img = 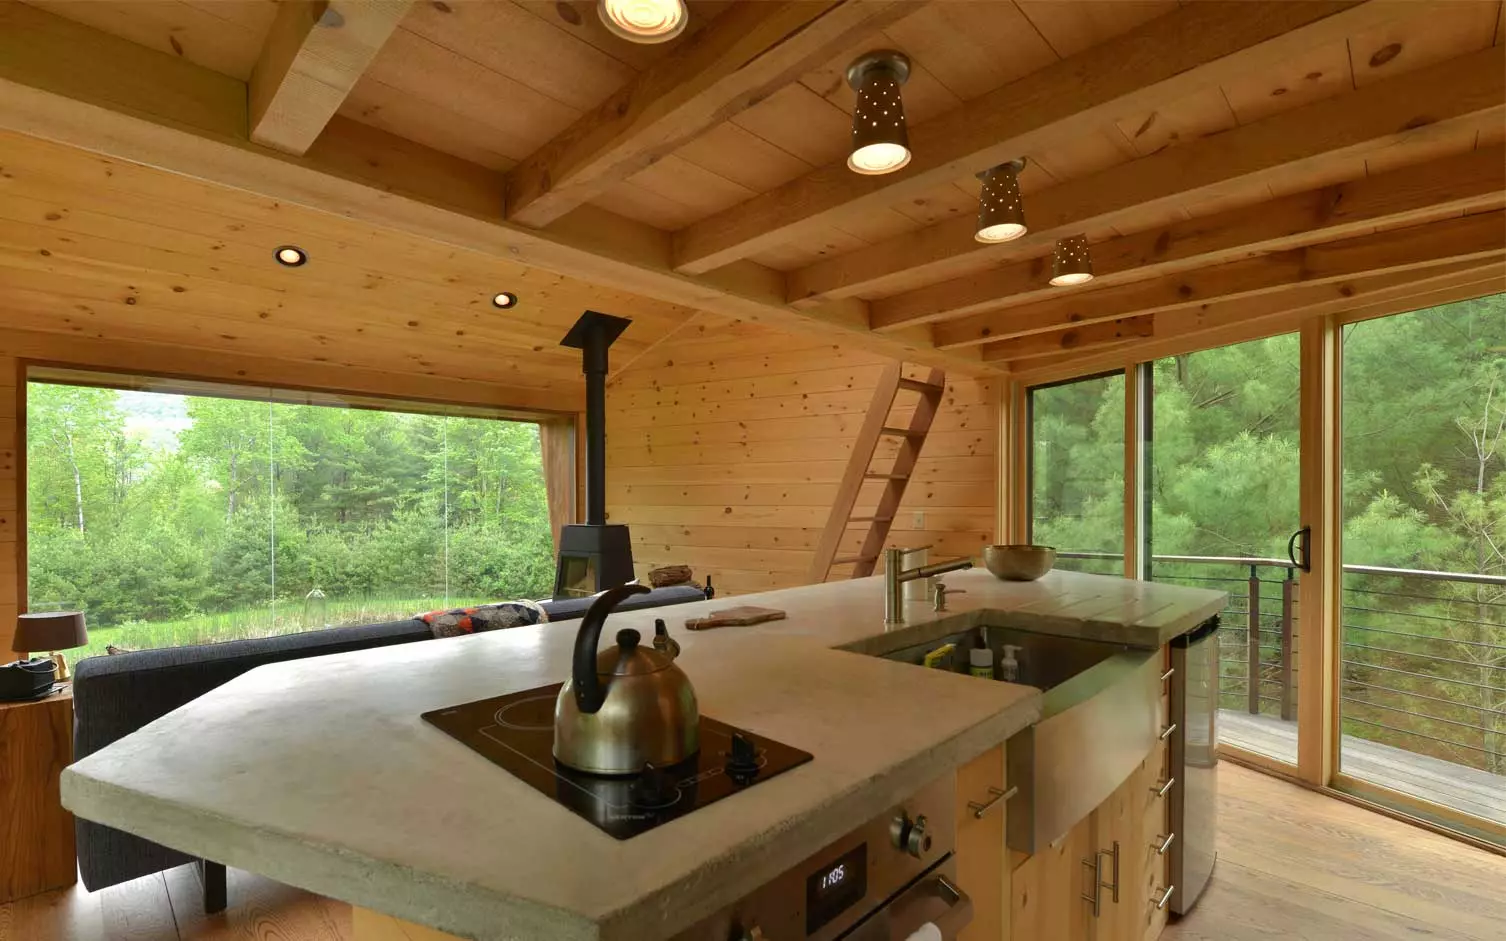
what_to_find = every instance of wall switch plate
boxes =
[912,511,925,528]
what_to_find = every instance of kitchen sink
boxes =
[874,619,1162,853]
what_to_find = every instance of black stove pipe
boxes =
[561,310,632,527]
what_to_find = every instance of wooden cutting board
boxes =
[684,606,787,631]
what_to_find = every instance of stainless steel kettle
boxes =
[553,583,700,775]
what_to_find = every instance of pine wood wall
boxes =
[1,353,16,654]
[607,318,1000,597]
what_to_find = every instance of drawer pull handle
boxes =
[1160,667,1175,682]
[1079,841,1120,917]
[1153,885,1176,911]
[1159,722,1179,741]
[967,785,1018,819]
[1151,777,1176,799]
[1153,832,1176,855]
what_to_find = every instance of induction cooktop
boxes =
[422,683,813,840]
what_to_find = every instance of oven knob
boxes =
[890,811,932,859]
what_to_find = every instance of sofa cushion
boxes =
[420,599,548,637]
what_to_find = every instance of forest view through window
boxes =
[26,379,555,666]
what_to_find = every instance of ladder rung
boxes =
[831,555,878,566]
[897,377,945,394]
[880,426,922,437]
[848,516,893,524]
[864,472,909,480]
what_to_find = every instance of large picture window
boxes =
[25,375,556,666]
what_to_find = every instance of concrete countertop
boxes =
[61,569,1225,941]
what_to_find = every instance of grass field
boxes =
[66,595,495,667]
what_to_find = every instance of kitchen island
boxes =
[61,569,1224,941]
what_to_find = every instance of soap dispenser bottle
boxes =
[1000,644,1023,683]
[969,634,994,679]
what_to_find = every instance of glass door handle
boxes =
[1286,526,1312,573]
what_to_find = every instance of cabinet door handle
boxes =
[1153,885,1176,912]
[967,785,1018,819]
[1160,667,1175,683]
[1151,777,1176,798]
[1159,722,1179,741]
[1153,832,1176,855]
[1080,841,1120,917]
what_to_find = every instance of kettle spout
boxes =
[572,582,652,714]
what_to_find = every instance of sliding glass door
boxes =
[1028,371,1125,576]
[1144,335,1304,769]
[1338,295,1506,833]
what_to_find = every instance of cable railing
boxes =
[1057,551,1506,776]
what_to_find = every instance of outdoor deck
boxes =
[1221,710,1506,826]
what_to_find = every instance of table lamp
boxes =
[12,612,88,681]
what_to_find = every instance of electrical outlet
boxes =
[912,511,925,528]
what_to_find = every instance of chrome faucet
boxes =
[884,546,973,624]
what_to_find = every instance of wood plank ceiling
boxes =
[1,0,1503,385]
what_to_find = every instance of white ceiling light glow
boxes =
[598,0,687,43]
[845,50,912,176]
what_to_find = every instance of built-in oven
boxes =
[674,772,971,940]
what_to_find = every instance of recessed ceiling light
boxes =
[598,0,686,43]
[274,246,307,267]
[845,51,912,176]
[492,292,518,309]
[1049,235,1095,287]
[974,159,1029,244]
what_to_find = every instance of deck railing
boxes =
[1056,552,1506,776]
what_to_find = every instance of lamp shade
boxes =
[846,51,912,175]
[975,159,1029,243]
[13,611,88,653]
[1050,235,1095,286]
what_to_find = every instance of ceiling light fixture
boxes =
[492,292,518,309]
[1049,235,1095,286]
[845,50,912,176]
[274,245,307,267]
[974,159,1029,244]
[597,0,687,43]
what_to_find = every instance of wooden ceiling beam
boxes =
[1005,261,1505,378]
[0,4,995,377]
[249,0,412,155]
[670,0,1412,275]
[980,314,1155,363]
[505,0,918,228]
[950,211,1505,350]
[790,43,1506,305]
[873,146,1506,332]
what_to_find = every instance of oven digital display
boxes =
[805,842,867,935]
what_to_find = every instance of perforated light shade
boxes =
[1050,235,1095,286]
[846,51,911,176]
[598,0,686,43]
[975,160,1028,243]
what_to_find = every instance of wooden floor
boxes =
[3,765,1503,941]
[1222,710,1506,826]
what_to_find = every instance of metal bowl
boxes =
[983,545,1057,581]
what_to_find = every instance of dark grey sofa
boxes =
[71,586,706,909]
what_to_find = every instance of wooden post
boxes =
[1298,316,1342,787]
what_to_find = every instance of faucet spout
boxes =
[884,547,973,624]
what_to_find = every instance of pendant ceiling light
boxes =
[974,159,1029,243]
[598,0,687,43]
[845,50,912,176]
[1050,235,1095,286]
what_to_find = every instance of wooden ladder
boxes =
[808,362,946,583]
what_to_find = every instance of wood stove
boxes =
[553,310,636,599]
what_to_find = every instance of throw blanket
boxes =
[419,600,549,638]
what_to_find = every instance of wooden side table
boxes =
[0,682,76,903]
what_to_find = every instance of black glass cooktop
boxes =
[422,683,813,840]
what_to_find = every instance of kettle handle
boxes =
[573,582,653,714]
